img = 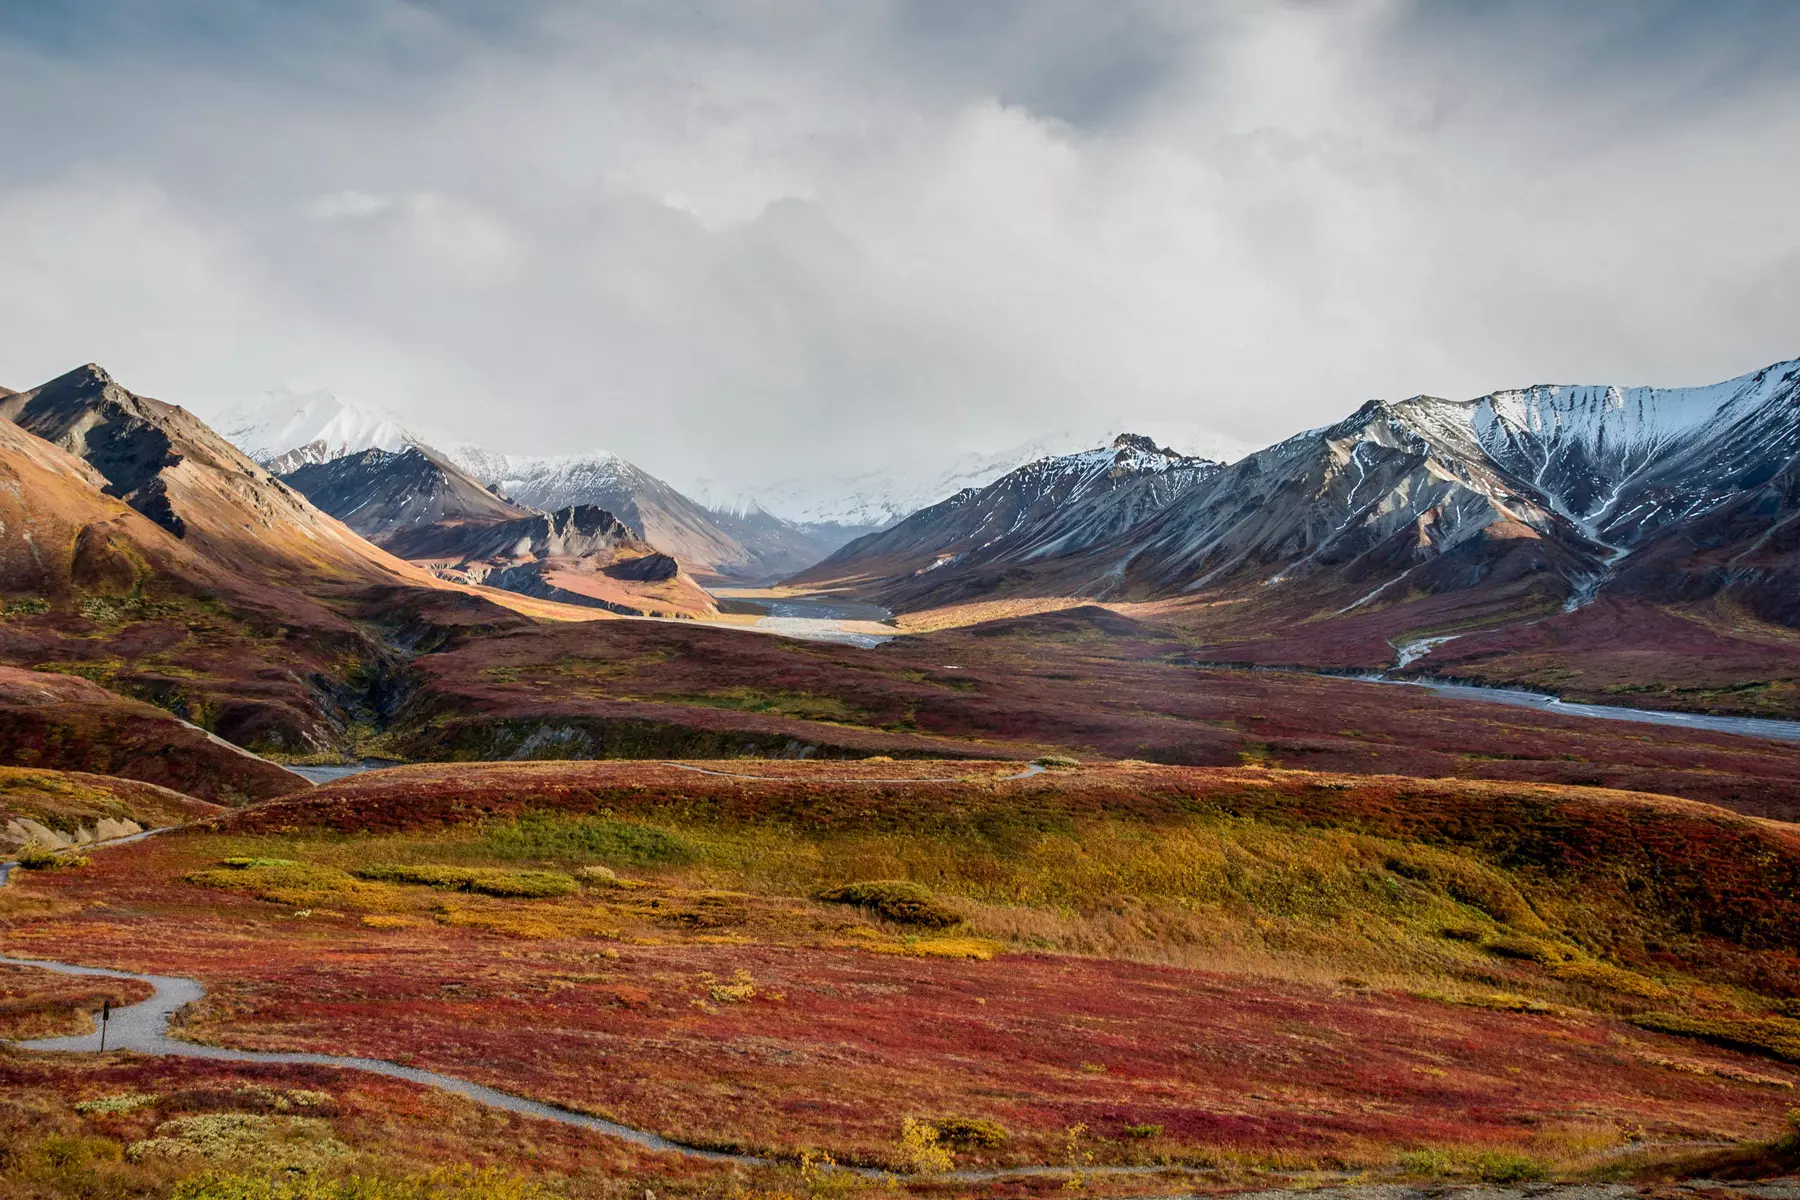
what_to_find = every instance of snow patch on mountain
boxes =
[687,422,1257,527]
[205,389,425,473]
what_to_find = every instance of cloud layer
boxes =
[1,1,1796,496]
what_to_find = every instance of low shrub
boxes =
[1551,960,1672,999]
[128,1113,351,1171]
[1397,1148,1450,1175]
[1629,1012,1800,1063]
[219,858,300,870]
[1122,1123,1163,1140]
[1439,924,1486,942]
[74,1092,159,1114]
[816,879,962,927]
[574,864,635,888]
[351,864,577,899]
[41,1134,121,1168]
[1421,991,1554,1014]
[1778,1108,1800,1154]
[924,1116,1008,1148]
[897,1118,954,1174]
[1473,1151,1548,1183]
[188,862,379,908]
[15,841,67,870]
[1031,755,1080,768]
[868,937,999,961]
[702,969,758,1004]
[481,813,695,867]
[1484,935,1572,964]
[171,1166,555,1200]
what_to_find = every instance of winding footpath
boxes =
[0,762,1059,1179]
[0,952,766,1166]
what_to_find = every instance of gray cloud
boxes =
[0,0,1795,499]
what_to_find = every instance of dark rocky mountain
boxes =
[281,446,716,618]
[281,446,531,539]
[441,505,715,618]
[445,446,868,585]
[0,364,432,586]
[793,358,1800,644]
[790,435,1219,607]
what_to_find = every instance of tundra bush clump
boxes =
[481,813,695,867]
[351,864,577,899]
[74,1092,159,1114]
[816,880,962,928]
[127,1113,352,1170]
[1473,1151,1548,1183]
[1629,1012,1800,1063]
[896,1118,954,1174]
[16,841,84,870]
[1551,960,1671,999]
[923,1116,1008,1148]
[171,1166,554,1200]
[1483,935,1572,964]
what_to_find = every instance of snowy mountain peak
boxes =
[207,389,424,474]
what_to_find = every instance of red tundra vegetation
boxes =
[3,760,1799,1196]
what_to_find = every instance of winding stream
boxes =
[1185,660,1800,744]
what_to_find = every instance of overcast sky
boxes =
[1,0,1796,496]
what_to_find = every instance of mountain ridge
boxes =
[791,356,1800,654]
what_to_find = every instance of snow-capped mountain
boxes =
[690,423,1258,527]
[797,357,1800,626]
[790,435,1221,605]
[205,389,424,475]
[444,447,864,584]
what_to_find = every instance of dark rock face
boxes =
[603,552,680,582]
[282,446,532,541]
[0,365,188,536]
[381,503,644,565]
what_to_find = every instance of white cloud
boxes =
[0,1,1795,502]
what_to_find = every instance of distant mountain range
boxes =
[31,354,1796,681]
[283,446,717,617]
[208,391,877,584]
[795,357,1800,651]
[685,423,1261,528]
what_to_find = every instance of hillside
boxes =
[3,760,1798,1189]
[282,449,716,618]
[447,446,855,584]
[0,366,614,758]
[281,445,533,537]
[791,434,1219,606]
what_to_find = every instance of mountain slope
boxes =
[798,359,1800,642]
[1112,398,1614,609]
[207,389,423,475]
[281,448,715,617]
[0,365,437,587]
[791,435,1219,607]
[446,447,851,584]
[0,366,618,757]
[282,446,534,540]
[387,504,717,618]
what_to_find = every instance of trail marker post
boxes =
[100,999,110,1051]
